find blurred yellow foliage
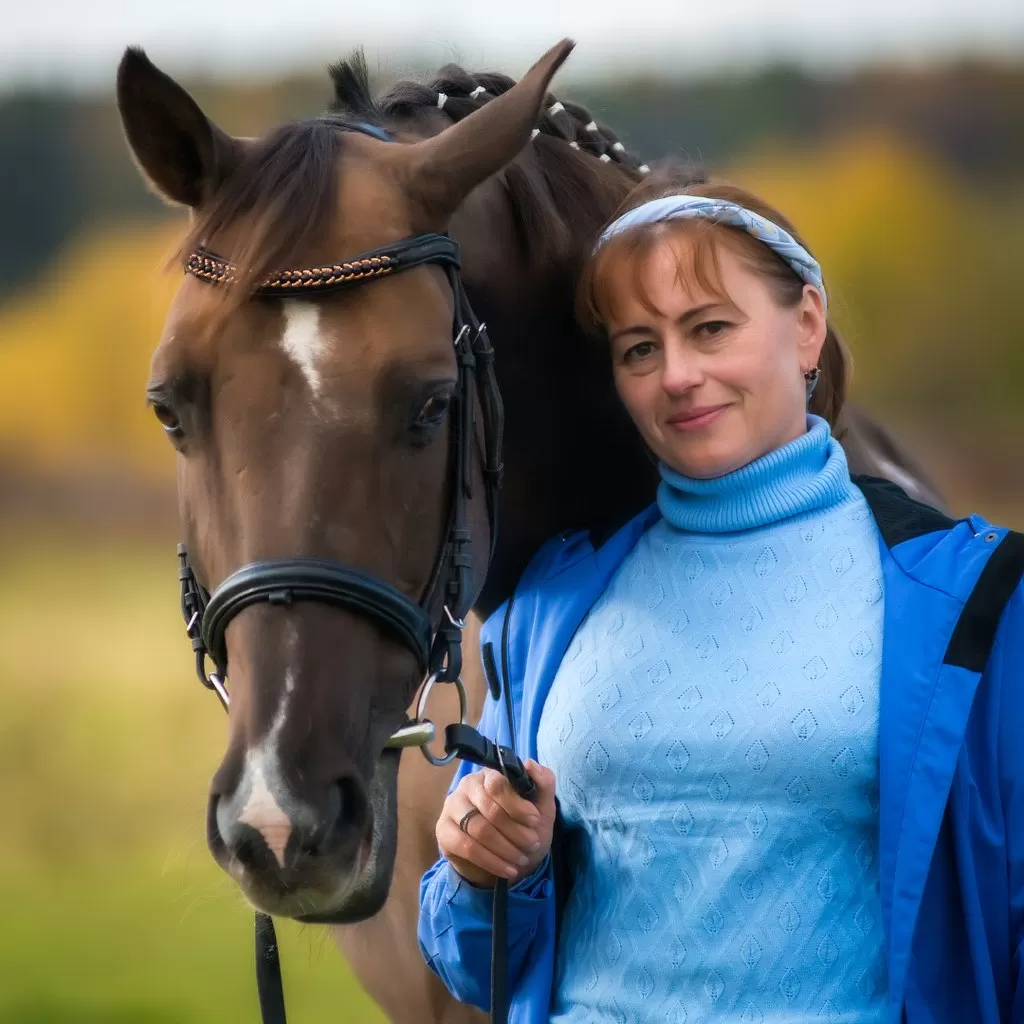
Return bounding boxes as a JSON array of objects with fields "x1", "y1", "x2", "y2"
[
  {"x1": 729, "y1": 134, "x2": 1024, "y2": 420},
  {"x1": 0, "y1": 132, "x2": 1021, "y2": 487},
  {"x1": 0, "y1": 219, "x2": 184, "y2": 481}
]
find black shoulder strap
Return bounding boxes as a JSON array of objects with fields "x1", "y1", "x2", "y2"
[
  {"x1": 944, "y1": 530, "x2": 1024, "y2": 672},
  {"x1": 853, "y1": 474, "x2": 957, "y2": 548},
  {"x1": 855, "y1": 474, "x2": 1024, "y2": 673}
]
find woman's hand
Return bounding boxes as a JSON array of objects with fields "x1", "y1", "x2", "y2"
[{"x1": 436, "y1": 760, "x2": 556, "y2": 889}]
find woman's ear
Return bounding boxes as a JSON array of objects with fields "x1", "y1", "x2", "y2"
[{"x1": 796, "y1": 284, "x2": 828, "y2": 372}]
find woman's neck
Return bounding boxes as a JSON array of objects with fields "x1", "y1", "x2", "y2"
[{"x1": 657, "y1": 415, "x2": 855, "y2": 534}]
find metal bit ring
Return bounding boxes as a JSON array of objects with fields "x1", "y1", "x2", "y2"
[{"x1": 415, "y1": 673, "x2": 468, "y2": 766}]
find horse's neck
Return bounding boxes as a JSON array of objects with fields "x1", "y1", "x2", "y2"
[{"x1": 457, "y1": 227, "x2": 657, "y2": 618}]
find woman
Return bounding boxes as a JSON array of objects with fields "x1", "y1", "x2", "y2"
[{"x1": 418, "y1": 177, "x2": 1024, "y2": 1023}]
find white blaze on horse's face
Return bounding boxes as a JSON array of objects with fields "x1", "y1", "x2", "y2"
[
  {"x1": 218, "y1": 671, "x2": 310, "y2": 872},
  {"x1": 280, "y1": 302, "x2": 327, "y2": 397}
]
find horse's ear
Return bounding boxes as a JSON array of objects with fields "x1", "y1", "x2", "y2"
[
  {"x1": 116, "y1": 47, "x2": 244, "y2": 208},
  {"x1": 399, "y1": 39, "x2": 575, "y2": 222}
]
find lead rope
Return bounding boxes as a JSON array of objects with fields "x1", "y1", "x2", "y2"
[
  {"x1": 255, "y1": 913, "x2": 287, "y2": 1024},
  {"x1": 493, "y1": 606, "x2": 519, "y2": 1024},
  {"x1": 491, "y1": 624, "x2": 528, "y2": 1024}
]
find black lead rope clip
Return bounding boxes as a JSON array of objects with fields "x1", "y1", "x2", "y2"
[{"x1": 444, "y1": 724, "x2": 536, "y2": 802}]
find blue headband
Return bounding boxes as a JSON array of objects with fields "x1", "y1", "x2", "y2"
[{"x1": 596, "y1": 195, "x2": 827, "y2": 313}]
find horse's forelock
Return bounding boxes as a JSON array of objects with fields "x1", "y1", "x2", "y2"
[{"x1": 176, "y1": 120, "x2": 345, "y2": 312}]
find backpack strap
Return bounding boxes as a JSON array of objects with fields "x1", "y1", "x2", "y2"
[{"x1": 944, "y1": 530, "x2": 1024, "y2": 672}]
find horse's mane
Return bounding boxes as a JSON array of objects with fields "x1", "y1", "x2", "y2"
[{"x1": 179, "y1": 52, "x2": 677, "y2": 298}]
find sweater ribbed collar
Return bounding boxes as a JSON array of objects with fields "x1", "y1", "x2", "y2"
[{"x1": 657, "y1": 415, "x2": 855, "y2": 534}]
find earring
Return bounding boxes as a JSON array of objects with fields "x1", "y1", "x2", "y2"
[{"x1": 804, "y1": 367, "x2": 821, "y2": 402}]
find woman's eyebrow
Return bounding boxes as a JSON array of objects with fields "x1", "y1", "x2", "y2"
[
  {"x1": 608, "y1": 324, "x2": 652, "y2": 343},
  {"x1": 677, "y1": 302, "x2": 726, "y2": 326}
]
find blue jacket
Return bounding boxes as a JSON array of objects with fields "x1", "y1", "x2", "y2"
[{"x1": 419, "y1": 478, "x2": 1024, "y2": 1023}]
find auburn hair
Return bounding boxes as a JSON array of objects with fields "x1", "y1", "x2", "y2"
[{"x1": 577, "y1": 170, "x2": 850, "y2": 426}]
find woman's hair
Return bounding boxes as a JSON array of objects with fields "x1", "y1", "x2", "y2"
[{"x1": 577, "y1": 169, "x2": 850, "y2": 426}]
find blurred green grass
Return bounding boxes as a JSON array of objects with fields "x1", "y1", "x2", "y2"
[{"x1": 0, "y1": 527, "x2": 385, "y2": 1023}]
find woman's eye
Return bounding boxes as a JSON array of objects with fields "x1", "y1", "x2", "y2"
[
  {"x1": 415, "y1": 393, "x2": 451, "y2": 427},
  {"x1": 697, "y1": 320, "x2": 729, "y2": 338},
  {"x1": 152, "y1": 401, "x2": 183, "y2": 438},
  {"x1": 623, "y1": 341, "x2": 656, "y2": 363}
]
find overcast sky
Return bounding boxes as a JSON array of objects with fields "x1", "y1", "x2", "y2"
[{"x1": 3, "y1": 0, "x2": 1023, "y2": 91}]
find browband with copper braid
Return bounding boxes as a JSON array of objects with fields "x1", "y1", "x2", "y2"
[{"x1": 184, "y1": 232, "x2": 461, "y2": 297}]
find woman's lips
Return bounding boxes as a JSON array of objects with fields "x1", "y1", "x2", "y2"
[{"x1": 666, "y1": 404, "x2": 729, "y2": 432}]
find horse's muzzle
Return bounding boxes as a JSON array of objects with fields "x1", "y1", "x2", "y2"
[{"x1": 208, "y1": 769, "x2": 371, "y2": 901}]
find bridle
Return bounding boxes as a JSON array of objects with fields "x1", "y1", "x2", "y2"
[
  {"x1": 177, "y1": 231, "x2": 504, "y2": 764},
  {"x1": 171, "y1": 121, "x2": 521, "y2": 1024}
]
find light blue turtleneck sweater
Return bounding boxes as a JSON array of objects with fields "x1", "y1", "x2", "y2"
[{"x1": 536, "y1": 416, "x2": 887, "y2": 1023}]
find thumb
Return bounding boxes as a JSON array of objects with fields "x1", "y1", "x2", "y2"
[{"x1": 525, "y1": 759, "x2": 557, "y2": 816}]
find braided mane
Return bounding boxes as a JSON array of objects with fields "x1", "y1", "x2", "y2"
[
  {"x1": 329, "y1": 52, "x2": 669, "y2": 269},
  {"x1": 332, "y1": 55, "x2": 650, "y2": 174}
]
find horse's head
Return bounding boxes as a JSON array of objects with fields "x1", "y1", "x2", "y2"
[{"x1": 116, "y1": 40, "x2": 573, "y2": 921}]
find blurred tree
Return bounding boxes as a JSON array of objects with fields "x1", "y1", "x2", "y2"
[
  {"x1": 0, "y1": 95, "x2": 85, "y2": 300},
  {"x1": 1, "y1": 62, "x2": 1022, "y2": 296}
]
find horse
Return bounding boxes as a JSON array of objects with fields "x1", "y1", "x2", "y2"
[{"x1": 116, "y1": 40, "x2": 943, "y2": 1023}]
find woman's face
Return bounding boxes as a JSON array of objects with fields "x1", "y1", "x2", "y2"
[{"x1": 606, "y1": 234, "x2": 827, "y2": 479}]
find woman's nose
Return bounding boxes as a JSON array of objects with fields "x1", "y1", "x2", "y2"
[{"x1": 660, "y1": 342, "x2": 703, "y2": 395}]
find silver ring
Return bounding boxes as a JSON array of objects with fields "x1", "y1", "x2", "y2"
[
  {"x1": 458, "y1": 808, "x2": 480, "y2": 834},
  {"x1": 416, "y1": 674, "x2": 469, "y2": 767}
]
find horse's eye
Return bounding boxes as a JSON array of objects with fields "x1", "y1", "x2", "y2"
[
  {"x1": 152, "y1": 401, "x2": 183, "y2": 439},
  {"x1": 415, "y1": 394, "x2": 451, "y2": 427}
]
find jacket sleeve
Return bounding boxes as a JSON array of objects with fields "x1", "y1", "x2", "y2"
[
  {"x1": 417, "y1": 599, "x2": 555, "y2": 1010},
  {"x1": 997, "y1": 581, "x2": 1024, "y2": 1022},
  {"x1": 418, "y1": 852, "x2": 553, "y2": 1010}
]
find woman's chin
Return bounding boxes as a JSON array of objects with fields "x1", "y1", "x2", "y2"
[{"x1": 661, "y1": 438, "x2": 747, "y2": 480}]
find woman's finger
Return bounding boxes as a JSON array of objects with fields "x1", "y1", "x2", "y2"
[
  {"x1": 468, "y1": 772, "x2": 542, "y2": 849},
  {"x1": 437, "y1": 817, "x2": 520, "y2": 880},
  {"x1": 524, "y1": 759, "x2": 557, "y2": 818},
  {"x1": 474, "y1": 768, "x2": 542, "y2": 822},
  {"x1": 450, "y1": 797, "x2": 534, "y2": 867}
]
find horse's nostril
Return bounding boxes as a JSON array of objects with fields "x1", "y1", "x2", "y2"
[
  {"x1": 233, "y1": 829, "x2": 268, "y2": 868},
  {"x1": 303, "y1": 776, "x2": 369, "y2": 857},
  {"x1": 338, "y1": 775, "x2": 369, "y2": 831},
  {"x1": 298, "y1": 785, "x2": 340, "y2": 857}
]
